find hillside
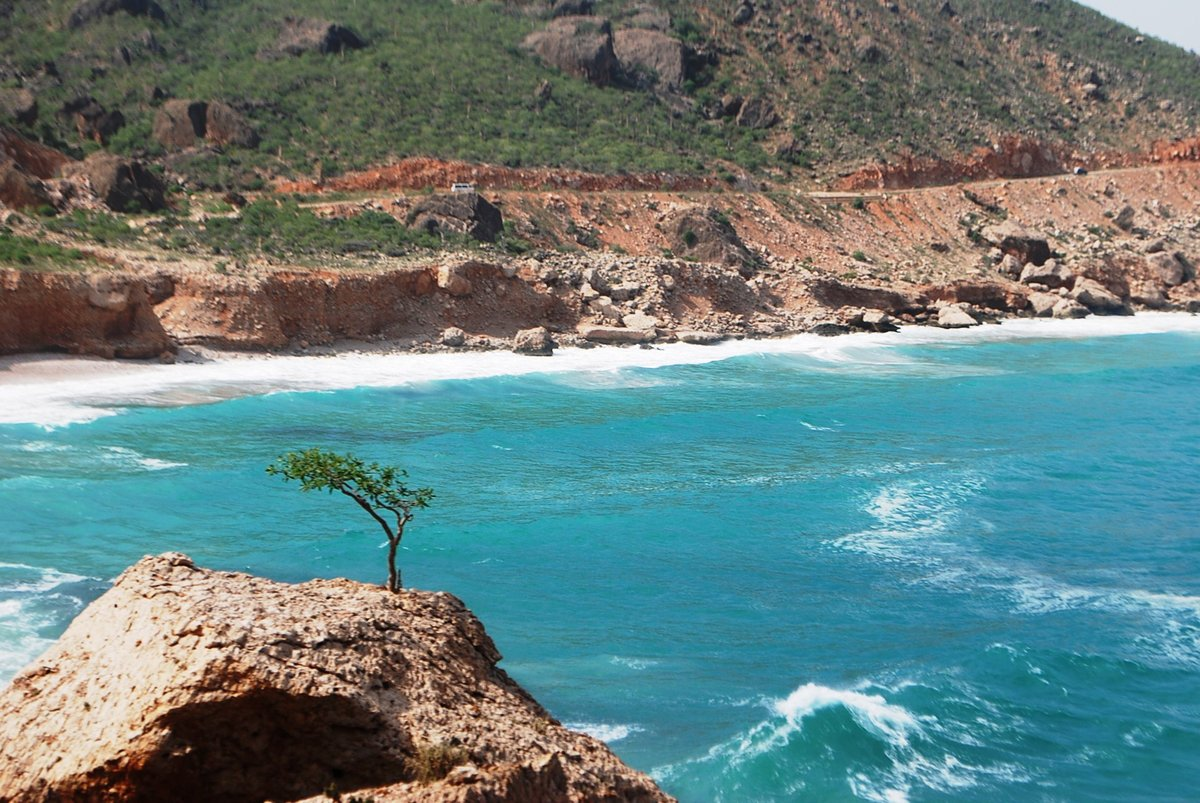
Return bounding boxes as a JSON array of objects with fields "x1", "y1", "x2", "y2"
[{"x1": 2, "y1": 0, "x2": 1199, "y2": 188}]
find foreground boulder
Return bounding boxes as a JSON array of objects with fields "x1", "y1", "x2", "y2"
[
  {"x1": 408, "y1": 192, "x2": 503, "y2": 242},
  {"x1": 0, "y1": 553, "x2": 671, "y2": 803}
]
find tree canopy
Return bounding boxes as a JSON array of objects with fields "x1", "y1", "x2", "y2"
[{"x1": 267, "y1": 448, "x2": 433, "y2": 592}]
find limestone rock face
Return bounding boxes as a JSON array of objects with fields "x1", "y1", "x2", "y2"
[
  {"x1": 523, "y1": 16, "x2": 619, "y2": 87},
  {"x1": 0, "y1": 554, "x2": 671, "y2": 803}
]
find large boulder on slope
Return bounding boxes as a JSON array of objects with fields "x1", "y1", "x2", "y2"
[
  {"x1": 408, "y1": 192, "x2": 503, "y2": 243},
  {"x1": 981, "y1": 219, "x2": 1052, "y2": 267},
  {"x1": 1019, "y1": 258, "x2": 1075, "y2": 289},
  {"x1": 663, "y1": 206, "x2": 756, "y2": 274},
  {"x1": 265, "y1": 17, "x2": 367, "y2": 57},
  {"x1": 0, "y1": 553, "x2": 671, "y2": 803},
  {"x1": 77, "y1": 151, "x2": 166, "y2": 212},
  {"x1": 152, "y1": 99, "x2": 258, "y2": 150},
  {"x1": 613, "y1": 28, "x2": 686, "y2": 90},
  {"x1": 0, "y1": 157, "x2": 51, "y2": 210},
  {"x1": 1070, "y1": 277, "x2": 1128, "y2": 314},
  {"x1": 523, "y1": 16, "x2": 619, "y2": 86},
  {"x1": 67, "y1": 0, "x2": 165, "y2": 29}
]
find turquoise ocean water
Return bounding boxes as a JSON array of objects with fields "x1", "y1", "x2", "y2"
[{"x1": 2, "y1": 315, "x2": 1199, "y2": 801}]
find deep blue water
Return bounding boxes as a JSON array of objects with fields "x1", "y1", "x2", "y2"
[{"x1": 2, "y1": 319, "x2": 1199, "y2": 801}]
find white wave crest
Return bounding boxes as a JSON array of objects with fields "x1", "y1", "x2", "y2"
[
  {"x1": 565, "y1": 721, "x2": 643, "y2": 743},
  {"x1": 100, "y1": 446, "x2": 187, "y2": 471},
  {"x1": 657, "y1": 680, "x2": 1029, "y2": 801},
  {"x1": 0, "y1": 562, "x2": 88, "y2": 594}
]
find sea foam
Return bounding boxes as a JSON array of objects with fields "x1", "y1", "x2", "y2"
[{"x1": 3, "y1": 313, "x2": 1198, "y2": 428}]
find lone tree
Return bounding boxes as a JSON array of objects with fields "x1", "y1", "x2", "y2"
[{"x1": 267, "y1": 448, "x2": 433, "y2": 592}]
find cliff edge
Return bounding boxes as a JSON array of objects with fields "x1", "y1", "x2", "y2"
[{"x1": 0, "y1": 553, "x2": 672, "y2": 803}]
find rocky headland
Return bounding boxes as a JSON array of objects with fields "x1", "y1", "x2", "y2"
[{"x1": 0, "y1": 553, "x2": 672, "y2": 803}]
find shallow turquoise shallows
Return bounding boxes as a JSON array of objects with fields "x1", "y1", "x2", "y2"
[{"x1": 2, "y1": 317, "x2": 1199, "y2": 802}]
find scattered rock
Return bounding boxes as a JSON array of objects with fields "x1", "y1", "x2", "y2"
[
  {"x1": 0, "y1": 157, "x2": 51, "y2": 210},
  {"x1": 437, "y1": 263, "x2": 473, "y2": 297},
  {"x1": 936, "y1": 305, "x2": 979, "y2": 328},
  {"x1": 204, "y1": 101, "x2": 260, "y2": 148},
  {"x1": 552, "y1": 0, "x2": 594, "y2": 17},
  {"x1": 266, "y1": 17, "x2": 366, "y2": 57},
  {"x1": 809, "y1": 322, "x2": 851, "y2": 337},
  {"x1": 1113, "y1": 204, "x2": 1136, "y2": 232},
  {"x1": 663, "y1": 206, "x2": 756, "y2": 274},
  {"x1": 1019, "y1": 258, "x2": 1074, "y2": 289},
  {"x1": 677, "y1": 330, "x2": 725, "y2": 344},
  {"x1": 609, "y1": 281, "x2": 642, "y2": 301},
  {"x1": 621, "y1": 311, "x2": 658, "y2": 330},
  {"x1": 1070, "y1": 277, "x2": 1126, "y2": 313},
  {"x1": 1028, "y1": 291, "x2": 1059, "y2": 317},
  {"x1": 1146, "y1": 251, "x2": 1187, "y2": 286},
  {"x1": 613, "y1": 28, "x2": 686, "y2": 91},
  {"x1": 981, "y1": 219, "x2": 1052, "y2": 266},
  {"x1": 67, "y1": 0, "x2": 165, "y2": 29},
  {"x1": 523, "y1": 16, "x2": 619, "y2": 87},
  {"x1": 513, "y1": 326, "x2": 554, "y2": 355},
  {"x1": 0, "y1": 554, "x2": 670, "y2": 803},
  {"x1": 732, "y1": 1, "x2": 754, "y2": 25},
  {"x1": 72, "y1": 151, "x2": 166, "y2": 212},
  {"x1": 862, "y1": 309, "x2": 899, "y2": 332},
  {"x1": 1052, "y1": 298, "x2": 1090, "y2": 319},
  {"x1": 152, "y1": 99, "x2": 258, "y2": 149},
  {"x1": 735, "y1": 96, "x2": 778, "y2": 129},
  {"x1": 0, "y1": 89, "x2": 37, "y2": 126},
  {"x1": 408, "y1": 192, "x2": 504, "y2": 243},
  {"x1": 441, "y1": 326, "x2": 466, "y2": 347},
  {"x1": 578, "y1": 324, "x2": 656, "y2": 344}
]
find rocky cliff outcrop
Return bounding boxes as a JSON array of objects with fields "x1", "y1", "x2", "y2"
[
  {"x1": 0, "y1": 553, "x2": 672, "y2": 803},
  {"x1": 0, "y1": 270, "x2": 175, "y2": 358}
]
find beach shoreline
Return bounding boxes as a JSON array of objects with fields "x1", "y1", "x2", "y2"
[{"x1": 3, "y1": 311, "x2": 1198, "y2": 428}]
